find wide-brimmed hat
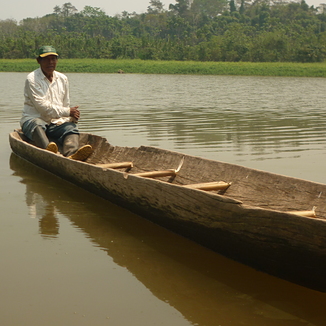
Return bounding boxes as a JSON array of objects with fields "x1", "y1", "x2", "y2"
[{"x1": 37, "y1": 45, "x2": 58, "y2": 57}]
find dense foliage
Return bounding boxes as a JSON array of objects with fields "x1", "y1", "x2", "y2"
[
  {"x1": 1, "y1": 0, "x2": 326, "y2": 62},
  {"x1": 3, "y1": 59, "x2": 326, "y2": 77}
]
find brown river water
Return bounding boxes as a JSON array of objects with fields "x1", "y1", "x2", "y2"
[{"x1": 1, "y1": 72, "x2": 326, "y2": 326}]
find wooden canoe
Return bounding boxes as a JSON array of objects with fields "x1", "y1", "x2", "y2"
[{"x1": 9, "y1": 130, "x2": 326, "y2": 292}]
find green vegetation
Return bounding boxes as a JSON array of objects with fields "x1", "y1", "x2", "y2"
[
  {"x1": 2, "y1": 59, "x2": 326, "y2": 77},
  {"x1": 1, "y1": 0, "x2": 326, "y2": 63}
]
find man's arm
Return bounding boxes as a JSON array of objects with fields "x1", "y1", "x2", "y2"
[{"x1": 70, "y1": 106, "x2": 80, "y2": 121}]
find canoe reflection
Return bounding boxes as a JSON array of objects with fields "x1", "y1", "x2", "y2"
[{"x1": 9, "y1": 153, "x2": 326, "y2": 326}]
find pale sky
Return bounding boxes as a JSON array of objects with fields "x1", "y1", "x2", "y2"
[
  {"x1": 0, "y1": 0, "x2": 323, "y2": 22},
  {"x1": 1, "y1": 0, "x2": 174, "y2": 22}
]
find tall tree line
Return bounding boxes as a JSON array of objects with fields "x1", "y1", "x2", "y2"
[{"x1": 1, "y1": 0, "x2": 326, "y2": 62}]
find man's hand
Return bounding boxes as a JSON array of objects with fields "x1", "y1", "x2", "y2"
[{"x1": 70, "y1": 106, "x2": 80, "y2": 121}]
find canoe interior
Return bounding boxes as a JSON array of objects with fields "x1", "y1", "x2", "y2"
[{"x1": 75, "y1": 132, "x2": 326, "y2": 220}]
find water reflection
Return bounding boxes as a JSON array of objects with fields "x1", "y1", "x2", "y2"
[
  {"x1": 25, "y1": 187, "x2": 59, "y2": 239},
  {"x1": 10, "y1": 153, "x2": 326, "y2": 326},
  {"x1": 67, "y1": 74, "x2": 326, "y2": 176}
]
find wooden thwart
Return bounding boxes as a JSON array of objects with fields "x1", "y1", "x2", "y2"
[
  {"x1": 133, "y1": 169, "x2": 177, "y2": 178},
  {"x1": 288, "y1": 207, "x2": 317, "y2": 218},
  {"x1": 129, "y1": 156, "x2": 185, "y2": 179},
  {"x1": 184, "y1": 181, "x2": 231, "y2": 191},
  {"x1": 98, "y1": 162, "x2": 133, "y2": 169}
]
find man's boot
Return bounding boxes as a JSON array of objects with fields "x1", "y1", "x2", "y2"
[
  {"x1": 63, "y1": 133, "x2": 93, "y2": 161},
  {"x1": 62, "y1": 133, "x2": 79, "y2": 157},
  {"x1": 32, "y1": 126, "x2": 58, "y2": 153}
]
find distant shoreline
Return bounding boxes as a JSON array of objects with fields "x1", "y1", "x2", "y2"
[{"x1": 1, "y1": 59, "x2": 326, "y2": 77}]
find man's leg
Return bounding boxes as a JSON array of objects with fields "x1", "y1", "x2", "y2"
[
  {"x1": 33, "y1": 126, "x2": 58, "y2": 153},
  {"x1": 66, "y1": 140, "x2": 93, "y2": 161},
  {"x1": 47, "y1": 122, "x2": 92, "y2": 161},
  {"x1": 22, "y1": 118, "x2": 58, "y2": 153},
  {"x1": 62, "y1": 133, "x2": 79, "y2": 157}
]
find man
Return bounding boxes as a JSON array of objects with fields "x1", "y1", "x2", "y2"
[{"x1": 20, "y1": 45, "x2": 92, "y2": 161}]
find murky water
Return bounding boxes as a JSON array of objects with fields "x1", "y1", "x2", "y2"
[{"x1": 1, "y1": 72, "x2": 326, "y2": 326}]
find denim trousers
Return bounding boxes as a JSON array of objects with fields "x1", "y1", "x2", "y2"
[{"x1": 22, "y1": 118, "x2": 79, "y2": 144}]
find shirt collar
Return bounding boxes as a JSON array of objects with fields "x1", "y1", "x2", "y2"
[{"x1": 38, "y1": 68, "x2": 57, "y2": 82}]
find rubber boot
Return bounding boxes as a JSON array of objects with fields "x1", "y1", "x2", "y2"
[
  {"x1": 63, "y1": 133, "x2": 93, "y2": 161},
  {"x1": 69, "y1": 145, "x2": 93, "y2": 161},
  {"x1": 32, "y1": 126, "x2": 58, "y2": 153},
  {"x1": 62, "y1": 133, "x2": 79, "y2": 157}
]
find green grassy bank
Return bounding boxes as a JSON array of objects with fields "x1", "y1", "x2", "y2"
[{"x1": 1, "y1": 59, "x2": 326, "y2": 77}]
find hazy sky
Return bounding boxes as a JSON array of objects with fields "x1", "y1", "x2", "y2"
[
  {"x1": 0, "y1": 0, "x2": 323, "y2": 22},
  {"x1": 1, "y1": 0, "x2": 173, "y2": 22}
]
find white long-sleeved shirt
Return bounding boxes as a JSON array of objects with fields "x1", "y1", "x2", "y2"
[{"x1": 20, "y1": 68, "x2": 71, "y2": 127}]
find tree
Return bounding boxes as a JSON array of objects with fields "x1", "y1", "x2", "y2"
[
  {"x1": 53, "y1": 6, "x2": 61, "y2": 15},
  {"x1": 230, "y1": 0, "x2": 237, "y2": 13},
  {"x1": 169, "y1": 0, "x2": 191, "y2": 17},
  {"x1": 191, "y1": 0, "x2": 228, "y2": 18},
  {"x1": 81, "y1": 6, "x2": 106, "y2": 17},
  {"x1": 53, "y1": 3, "x2": 78, "y2": 17},
  {"x1": 147, "y1": 0, "x2": 165, "y2": 14},
  {"x1": 239, "y1": 0, "x2": 245, "y2": 15},
  {"x1": 300, "y1": 0, "x2": 309, "y2": 11},
  {"x1": 0, "y1": 19, "x2": 18, "y2": 36}
]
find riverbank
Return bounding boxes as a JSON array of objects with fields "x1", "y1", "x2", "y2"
[{"x1": 1, "y1": 59, "x2": 326, "y2": 77}]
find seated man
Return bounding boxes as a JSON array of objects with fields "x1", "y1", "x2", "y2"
[{"x1": 20, "y1": 45, "x2": 92, "y2": 161}]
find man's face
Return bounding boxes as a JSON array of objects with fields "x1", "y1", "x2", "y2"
[{"x1": 37, "y1": 55, "x2": 58, "y2": 75}]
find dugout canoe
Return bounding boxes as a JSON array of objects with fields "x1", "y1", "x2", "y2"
[{"x1": 9, "y1": 130, "x2": 326, "y2": 292}]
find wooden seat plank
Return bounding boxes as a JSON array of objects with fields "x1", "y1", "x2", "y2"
[
  {"x1": 183, "y1": 181, "x2": 231, "y2": 191},
  {"x1": 97, "y1": 162, "x2": 133, "y2": 169},
  {"x1": 288, "y1": 209, "x2": 316, "y2": 218},
  {"x1": 133, "y1": 169, "x2": 176, "y2": 178}
]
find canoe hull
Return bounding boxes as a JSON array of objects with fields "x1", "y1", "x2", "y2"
[{"x1": 9, "y1": 131, "x2": 326, "y2": 291}]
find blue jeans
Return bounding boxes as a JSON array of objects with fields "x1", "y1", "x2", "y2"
[{"x1": 22, "y1": 118, "x2": 79, "y2": 144}]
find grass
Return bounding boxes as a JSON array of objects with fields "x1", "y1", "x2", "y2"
[{"x1": 1, "y1": 59, "x2": 326, "y2": 77}]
